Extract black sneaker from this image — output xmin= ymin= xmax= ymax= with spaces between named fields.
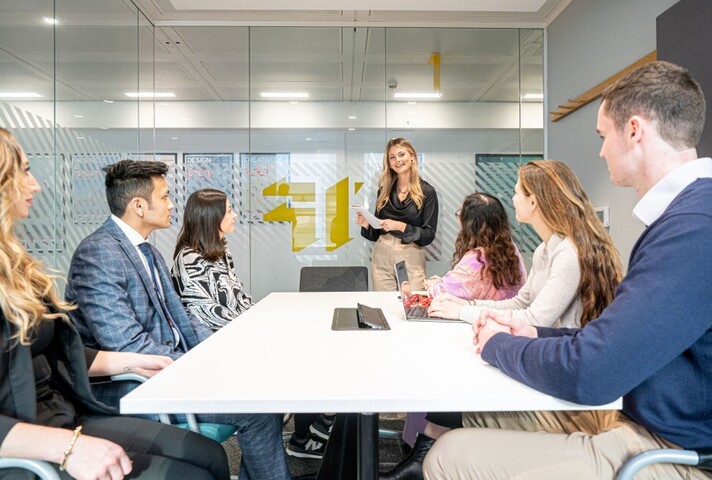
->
xmin=285 ymin=433 xmax=326 ymax=459
xmin=309 ymin=414 xmax=335 ymax=441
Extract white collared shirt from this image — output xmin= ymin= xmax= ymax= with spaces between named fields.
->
xmin=111 ymin=215 xmax=153 ymax=278
xmin=633 ymin=158 xmax=712 ymax=226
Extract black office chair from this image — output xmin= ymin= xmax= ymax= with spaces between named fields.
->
xmin=617 ymin=448 xmax=712 ymax=479
xmin=298 ymin=265 xmax=402 ymax=441
xmin=299 ymin=266 xmax=369 ymax=292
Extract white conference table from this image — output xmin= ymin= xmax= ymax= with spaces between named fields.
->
xmin=121 ymin=291 xmax=621 ymax=479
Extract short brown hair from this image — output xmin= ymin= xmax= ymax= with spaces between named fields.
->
xmin=601 ymin=61 xmax=706 ymax=149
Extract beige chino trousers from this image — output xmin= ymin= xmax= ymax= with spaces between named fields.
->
xmin=371 ymin=233 xmax=426 ymax=291
xmin=423 ymin=410 xmax=712 ymax=480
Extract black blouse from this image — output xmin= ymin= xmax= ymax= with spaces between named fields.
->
xmin=31 ymin=321 xmax=78 ymax=428
xmin=360 ymin=179 xmax=439 ymax=247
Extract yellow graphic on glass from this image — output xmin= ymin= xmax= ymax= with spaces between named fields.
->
xmin=262 ymin=177 xmax=364 ymax=252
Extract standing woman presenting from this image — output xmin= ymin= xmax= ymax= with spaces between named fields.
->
xmin=357 ymin=138 xmax=439 ymax=291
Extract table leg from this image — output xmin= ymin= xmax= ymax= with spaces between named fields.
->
xmin=358 ymin=412 xmax=379 ymax=480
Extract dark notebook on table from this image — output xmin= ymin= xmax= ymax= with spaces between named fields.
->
xmin=332 ymin=303 xmax=390 ymax=330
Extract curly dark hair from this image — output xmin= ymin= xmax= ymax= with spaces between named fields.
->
xmin=453 ymin=192 xmax=522 ymax=290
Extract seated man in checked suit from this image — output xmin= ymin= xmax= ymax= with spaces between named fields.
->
xmin=65 ymin=159 xmax=291 ymax=480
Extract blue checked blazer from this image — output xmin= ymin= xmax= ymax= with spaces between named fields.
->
xmin=65 ymin=217 xmax=213 ymax=408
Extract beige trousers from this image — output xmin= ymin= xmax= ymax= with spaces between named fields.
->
xmin=371 ymin=234 xmax=426 ymax=291
xmin=423 ymin=410 xmax=712 ymax=480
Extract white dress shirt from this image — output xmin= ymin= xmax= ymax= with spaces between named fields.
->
xmin=633 ymin=157 xmax=712 ymax=226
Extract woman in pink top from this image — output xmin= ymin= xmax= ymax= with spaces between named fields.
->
xmin=425 ymin=192 xmax=526 ymax=301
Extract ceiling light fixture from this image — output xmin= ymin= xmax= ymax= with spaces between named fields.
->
xmin=73 ymin=114 xmax=84 ymax=118
xmin=522 ymin=93 xmax=544 ymax=100
xmin=393 ymin=92 xmax=442 ymax=99
xmin=260 ymin=92 xmax=309 ymax=99
xmin=124 ymin=92 xmax=176 ymax=98
xmin=0 ymin=92 xmax=42 ymax=98
xmin=43 ymin=17 xmax=58 ymax=24
xmin=348 ymin=115 xmax=357 ymax=120
xmin=103 ymin=99 xmax=114 ymax=103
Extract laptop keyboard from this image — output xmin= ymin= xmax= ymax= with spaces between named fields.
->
xmin=407 ymin=306 xmax=430 ymax=318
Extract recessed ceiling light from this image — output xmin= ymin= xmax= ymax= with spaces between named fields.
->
xmin=43 ymin=17 xmax=58 ymax=24
xmin=393 ymin=92 xmax=442 ymax=99
xmin=73 ymin=114 xmax=84 ymax=118
xmin=260 ymin=92 xmax=309 ymax=99
xmin=348 ymin=115 xmax=357 ymax=120
xmin=103 ymin=99 xmax=114 ymax=103
xmin=124 ymin=92 xmax=176 ymax=98
xmin=522 ymin=93 xmax=544 ymax=100
xmin=170 ymin=136 xmax=179 ymax=140
xmin=0 ymin=92 xmax=42 ymax=99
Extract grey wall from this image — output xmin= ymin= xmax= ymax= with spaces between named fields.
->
xmin=547 ymin=0 xmax=679 ymax=267
xmin=657 ymin=0 xmax=712 ymax=158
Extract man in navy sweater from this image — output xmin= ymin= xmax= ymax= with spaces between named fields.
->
xmin=423 ymin=61 xmax=712 ymax=480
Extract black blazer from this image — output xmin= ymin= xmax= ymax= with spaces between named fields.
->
xmin=0 ymin=310 xmax=115 ymax=445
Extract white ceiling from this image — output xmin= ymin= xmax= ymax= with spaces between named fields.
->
xmin=0 ymin=0 xmax=559 ymax=103
xmin=139 ymin=0 xmax=570 ymax=27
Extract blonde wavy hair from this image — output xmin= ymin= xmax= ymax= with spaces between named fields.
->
xmin=519 ymin=160 xmax=623 ymax=327
xmin=376 ymin=138 xmax=425 ymax=211
xmin=0 ymin=128 xmax=72 ymax=345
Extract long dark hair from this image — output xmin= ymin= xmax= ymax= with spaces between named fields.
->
xmin=453 ymin=193 xmax=522 ymax=290
xmin=519 ymin=160 xmax=622 ymax=326
xmin=173 ymin=188 xmax=228 ymax=262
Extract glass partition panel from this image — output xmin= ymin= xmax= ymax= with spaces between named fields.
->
xmin=50 ymin=0 xmax=144 ymax=284
xmin=150 ymin=26 xmax=251 ymax=288
xmin=384 ymin=28 xmax=543 ymax=275
xmin=0 ymin=0 xmax=57 ymax=266
xmin=248 ymin=27 xmax=386 ymax=299
xmin=0 ymin=0 xmax=148 ymax=286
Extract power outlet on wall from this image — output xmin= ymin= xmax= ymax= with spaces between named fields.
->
xmin=595 ymin=206 xmax=610 ymax=228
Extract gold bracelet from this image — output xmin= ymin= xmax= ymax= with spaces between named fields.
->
xmin=59 ymin=425 xmax=83 ymax=471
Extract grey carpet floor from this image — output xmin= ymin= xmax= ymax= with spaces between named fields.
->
xmin=221 ymin=415 xmax=407 ymax=477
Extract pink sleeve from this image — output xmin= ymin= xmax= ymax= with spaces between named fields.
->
xmin=428 ymin=249 xmax=492 ymax=300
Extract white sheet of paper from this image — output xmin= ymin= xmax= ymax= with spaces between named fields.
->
xmin=352 ymin=204 xmax=382 ymax=229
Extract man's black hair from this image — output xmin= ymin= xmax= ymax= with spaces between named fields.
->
xmin=102 ymin=159 xmax=168 ymax=217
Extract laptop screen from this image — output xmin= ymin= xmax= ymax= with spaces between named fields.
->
xmin=394 ymin=260 xmax=412 ymax=300
xmin=394 ymin=261 xmax=432 ymax=314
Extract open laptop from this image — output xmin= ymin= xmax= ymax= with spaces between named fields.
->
xmin=394 ymin=261 xmax=463 ymax=323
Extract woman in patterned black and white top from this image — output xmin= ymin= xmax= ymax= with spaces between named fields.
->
xmin=171 ymin=189 xmax=252 ymax=331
